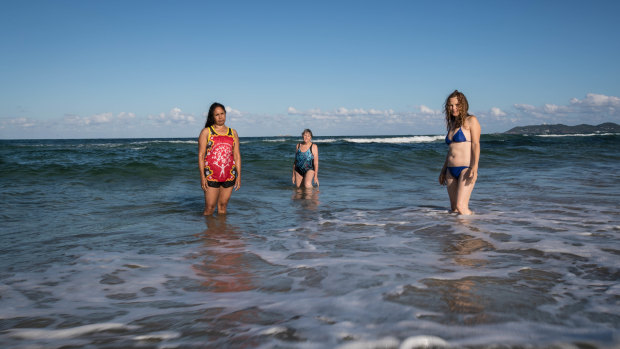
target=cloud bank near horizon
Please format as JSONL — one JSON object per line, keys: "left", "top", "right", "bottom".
{"left": 1, "top": 93, "right": 619, "bottom": 139}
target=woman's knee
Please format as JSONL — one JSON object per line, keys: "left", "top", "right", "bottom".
{"left": 217, "top": 202, "right": 229, "bottom": 213}
{"left": 303, "top": 176, "right": 313, "bottom": 188}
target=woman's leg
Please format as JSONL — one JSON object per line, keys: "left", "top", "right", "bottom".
{"left": 455, "top": 171, "right": 476, "bottom": 215}
{"left": 204, "top": 186, "right": 220, "bottom": 215}
{"left": 445, "top": 171, "right": 459, "bottom": 212}
{"left": 303, "top": 170, "right": 315, "bottom": 188}
{"left": 216, "top": 186, "right": 234, "bottom": 214}
{"left": 294, "top": 170, "right": 304, "bottom": 188}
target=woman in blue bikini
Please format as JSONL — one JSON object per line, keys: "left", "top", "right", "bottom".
{"left": 292, "top": 129, "right": 319, "bottom": 188}
{"left": 439, "top": 90, "right": 481, "bottom": 215}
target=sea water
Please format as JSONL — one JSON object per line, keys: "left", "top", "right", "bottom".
{"left": 0, "top": 134, "right": 619, "bottom": 348}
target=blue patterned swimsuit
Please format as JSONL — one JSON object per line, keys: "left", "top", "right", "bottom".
{"left": 294, "top": 143, "right": 314, "bottom": 176}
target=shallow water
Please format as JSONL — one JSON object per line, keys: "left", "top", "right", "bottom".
{"left": 0, "top": 134, "right": 619, "bottom": 348}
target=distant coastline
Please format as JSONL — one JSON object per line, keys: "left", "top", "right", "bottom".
{"left": 504, "top": 122, "right": 620, "bottom": 135}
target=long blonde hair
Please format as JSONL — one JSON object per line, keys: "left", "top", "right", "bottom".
{"left": 443, "top": 90, "right": 470, "bottom": 131}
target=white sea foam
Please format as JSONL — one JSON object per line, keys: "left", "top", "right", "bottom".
{"left": 134, "top": 331, "right": 181, "bottom": 341}
{"left": 314, "top": 138, "right": 339, "bottom": 143}
{"left": 262, "top": 138, "right": 290, "bottom": 143}
{"left": 260, "top": 326, "right": 288, "bottom": 335}
{"left": 340, "top": 136, "right": 443, "bottom": 143}
{"left": 400, "top": 335, "right": 449, "bottom": 348}
{"left": 336, "top": 336, "right": 400, "bottom": 349}
{"left": 9, "top": 323, "right": 137, "bottom": 339}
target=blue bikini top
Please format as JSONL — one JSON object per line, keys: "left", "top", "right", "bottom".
{"left": 445, "top": 127, "right": 468, "bottom": 144}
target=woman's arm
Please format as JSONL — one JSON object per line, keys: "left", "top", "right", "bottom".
{"left": 466, "top": 115, "right": 481, "bottom": 182}
{"left": 198, "top": 128, "right": 209, "bottom": 191}
{"left": 439, "top": 153, "right": 449, "bottom": 185}
{"left": 233, "top": 129, "right": 242, "bottom": 191}
{"left": 312, "top": 143, "right": 319, "bottom": 187}
{"left": 292, "top": 143, "right": 299, "bottom": 183}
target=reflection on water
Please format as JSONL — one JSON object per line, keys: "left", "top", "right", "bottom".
{"left": 387, "top": 217, "right": 500, "bottom": 325}
{"left": 192, "top": 215, "right": 255, "bottom": 292}
{"left": 448, "top": 218, "right": 494, "bottom": 268}
{"left": 436, "top": 220, "right": 495, "bottom": 324}
{"left": 292, "top": 187, "right": 320, "bottom": 211}
{"left": 440, "top": 220, "right": 495, "bottom": 324}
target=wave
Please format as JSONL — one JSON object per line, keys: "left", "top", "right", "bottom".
{"left": 261, "top": 138, "right": 291, "bottom": 143}
{"left": 130, "top": 139, "right": 197, "bottom": 145}
{"left": 9, "top": 323, "right": 138, "bottom": 339}
{"left": 242, "top": 135, "right": 445, "bottom": 144}
{"left": 338, "top": 135, "right": 444, "bottom": 144}
{"left": 0, "top": 138, "right": 198, "bottom": 149}
{"left": 257, "top": 135, "right": 444, "bottom": 144}
{"left": 537, "top": 133, "right": 620, "bottom": 138}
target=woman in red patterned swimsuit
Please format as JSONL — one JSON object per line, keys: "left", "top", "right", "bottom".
{"left": 198, "top": 102, "right": 241, "bottom": 215}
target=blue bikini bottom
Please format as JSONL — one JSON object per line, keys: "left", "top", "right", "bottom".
{"left": 447, "top": 166, "right": 469, "bottom": 179}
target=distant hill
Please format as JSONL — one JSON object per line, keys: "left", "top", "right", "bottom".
{"left": 504, "top": 122, "right": 620, "bottom": 135}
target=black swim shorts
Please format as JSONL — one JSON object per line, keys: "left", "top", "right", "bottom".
{"left": 207, "top": 180, "right": 235, "bottom": 188}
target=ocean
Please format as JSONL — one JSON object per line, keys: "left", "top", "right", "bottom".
{"left": 1, "top": 133, "right": 619, "bottom": 348}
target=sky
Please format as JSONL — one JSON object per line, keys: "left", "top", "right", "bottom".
{"left": 1, "top": 0, "right": 619, "bottom": 139}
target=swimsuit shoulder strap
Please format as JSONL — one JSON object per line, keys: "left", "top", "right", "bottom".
{"left": 209, "top": 126, "right": 233, "bottom": 136}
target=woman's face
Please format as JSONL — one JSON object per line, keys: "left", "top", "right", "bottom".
{"left": 448, "top": 97, "right": 460, "bottom": 117}
{"left": 303, "top": 132, "right": 312, "bottom": 143}
{"left": 213, "top": 107, "right": 226, "bottom": 126}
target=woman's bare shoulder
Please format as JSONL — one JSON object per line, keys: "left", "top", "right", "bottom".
{"left": 198, "top": 127, "right": 210, "bottom": 138}
{"left": 465, "top": 115, "right": 480, "bottom": 126}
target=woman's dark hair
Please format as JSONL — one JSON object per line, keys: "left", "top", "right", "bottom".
{"left": 302, "top": 129, "right": 313, "bottom": 138}
{"left": 205, "top": 102, "right": 226, "bottom": 128}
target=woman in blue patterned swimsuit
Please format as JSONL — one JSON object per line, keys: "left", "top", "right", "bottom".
{"left": 292, "top": 129, "right": 319, "bottom": 188}
{"left": 439, "top": 90, "right": 481, "bottom": 215}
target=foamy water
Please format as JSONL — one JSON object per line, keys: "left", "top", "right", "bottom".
{"left": 1, "top": 134, "right": 618, "bottom": 348}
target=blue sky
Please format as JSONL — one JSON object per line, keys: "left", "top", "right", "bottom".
{"left": 1, "top": 0, "right": 619, "bottom": 139}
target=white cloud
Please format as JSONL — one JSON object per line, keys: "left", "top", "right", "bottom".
{"left": 5, "top": 93, "right": 616, "bottom": 139}
{"left": 542, "top": 104, "right": 572, "bottom": 114}
{"left": 288, "top": 106, "right": 397, "bottom": 117}
{"left": 0, "top": 117, "right": 37, "bottom": 128}
{"left": 508, "top": 93, "right": 620, "bottom": 125}
{"left": 283, "top": 105, "right": 443, "bottom": 135}
{"left": 117, "top": 112, "right": 136, "bottom": 120}
{"left": 64, "top": 113, "right": 110, "bottom": 126}
{"left": 543, "top": 104, "right": 559, "bottom": 113}
{"left": 287, "top": 106, "right": 299, "bottom": 114}
{"left": 225, "top": 107, "right": 242, "bottom": 117}
{"left": 570, "top": 93, "right": 620, "bottom": 107}
{"left": 514, "top": 104, "right": 536, "bottom": 111}
{"left": 63, "top": 112, "right": 137, "bottom": 126}
{"left": 490, "top": 107, "right": 506, "bottom": 117}
{"left": 148, "top": 107, "right": 196, "bottom": 125}
{"left": 420, "top": 105, "right": 440, "bottom": 115}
